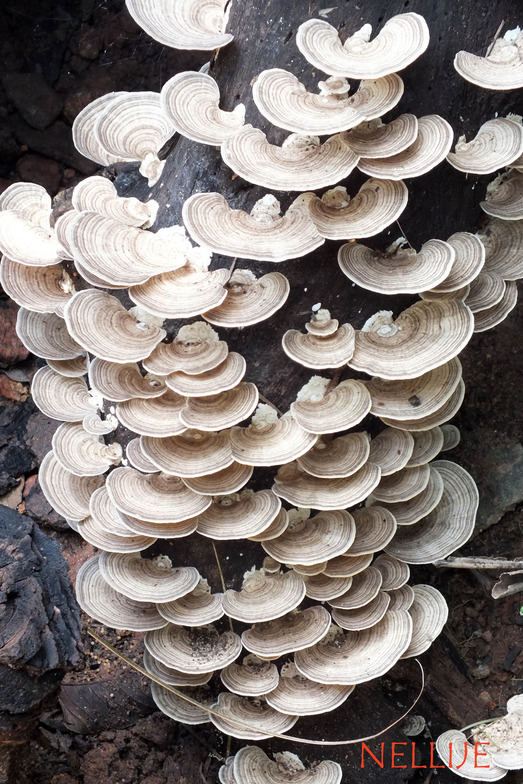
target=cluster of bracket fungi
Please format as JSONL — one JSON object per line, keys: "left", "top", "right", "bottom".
{"left": 1, "top": 2, "right": 523, "bottom": 779}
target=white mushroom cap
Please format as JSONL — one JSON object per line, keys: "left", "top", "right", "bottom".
{"left": 322, "top": 552, "right": 373, "bottom": 578}
{"left": 231, "top": 409, "right": 318, "bottom": 467}
{"left": 241, "top": 606, "right": 331, "bottom": 659}
{"left": 273, "top": 461, "right": 381, "bottom": 511}
{"left": 180, "top": 383, "right": 259, "bottom": 431}
{"left": 116, "top": 510, "right": 199, "bottom": 539}
{"left": 371, "top": 463, "right": 431, "bottom": 503}
{"left": 76, "top": 514, "right": 155, "bottom": 553}
{"left": 116, "top": 391, "right": 187, "bottom": 437}
{"left": 72, "top": 91, "right": 128, "bottom": 165}
{"left": 182, "top": 192, "right": 324, "bottom": 262}
{"left": 72, "top": 176, "right": 158, "bottom": 228}
{"left": 385, "top": 460, "right": 479, "bottom": 563}
{"left": 327, "top": 566, "right": 383, "bottom": 610}
{"left": 17, "top": 309, "right": 83, "bottom": 361}
{"left": 31, "top": 366, "right": 97, "bottom": 422}
{"left": 282, "top": 322, "right": 355, "bottom": 369}
{"left": 143, "top": 648, "right": 212, "bottom": 687}
{"left": 106, "top": 468, "right": 211, "bottom": 522}
{"left": 145, "top": 624, "right": 242, "bottom": 673}
{"left": 425, "top": 232, "right": 485, "bottom": 294}
{"left": 197, "top": 490, "right": 282, "bottom": 540}
{"left": 52, "top": 422, "right": 122, "bottom": 476}
{"left": 182, "top": 461, "right": 253, "bottom": 496}
{"left": 262, "top": 510, "right": 356, "bottom": 566}
{"left": 166, "top": 353, "right": 247, "bottom": 398}
{"left": 372, "top": 554, "right": 410, "bottom": 590}
{"left": 358, "top": 115, "right": 454, "bottom": 180}
{"left": 222, "top": 569, "right": 306, "bottom": 623}
{"left": 125, "top": 0, "right": 233, "bottom": 50}
{"left": 401, "top": 584, "right": 449, "bottom": 658}
{"left": 473, "top": 280, "right": 518, "bottom": 332}
{"left": 161, "top": 71, "right": 244, "bottom": 145}
{"left": 126, "top": 438, "right": 160, "bottom": 473}
{"left": 379, "top": 378, "right": 465, "bottom": 431}
{"left": 478, "top": 218, "right": 523, "bottom": 280}
{"left": 296, "top": 13, "right": 430, "bottom": 79}
{"left": 38, "top": 451, "right": 104, "bottom": 521}
{"left": 465, "top": 272, "right": 506, "bottom": 313}
{"left": 46, "top": 355, "right": 88, "bottom": 378}
{"left": 88, "top": 358, "right": 166, "bottom": 403}
{"left": 307, "top": 179, "right": 408, "bottom": 240}
{"left": 129, "top": 264, "right": 229, "bottom": 320}
{"left": 368, "top": 428, "right": 415, "bottom": 475}
{"left": 64, "top": 290, "right": 166, "bottom": 363}
{"left": 294, "top": 611, "right": 412, "bottom": 684}
{"left": 296, "top": 433, "right": 370, "bottom": 479}
{"left": 76, "top": 555, "right": 167, "bottom": 631}
{"left": 303, "top": 573, "right": 354, "bottom": 601}
{"left": 252, "top": 69, "right": 404, "bottom": 135}
{"left": 447, "top": 118, "right": 523, "bottom": 175}
{"left": 0, "top": 259, "right": 74, "bottom": 316}
{"left": 143, "top": 321, "right": 227, "bottom": 376}
{"left": 141, "top": 430, "right": 233, "bottom": 477}
{"left": 406, "top": 427, "right": 445, "bottom": 467}
{"left": 291, "top": 378, "right": 372, "bottom": 434}
{"left": 203, "top": 270, "right": 290, "bottom": 328}
{"left": 347, "top": 507, "right": 398, "bottom": 554}
{"left": 348, "top": 300, "right": 473, "bottom": 380}
{"left": 99, "top": 551, "right": 201, "bottom": 603}
{"left": 248, "top": 508, "right": 290, "bottom": 543}
{"left": 209, "top": 694, "right": 298, "bottom": 741}
{"left": 151, "top": 682, "right": 213, "bottom": 725}
{"left": 368, "top": 465, "right": 444, "bottom": 526}
{"left": 436, "top": 730, "right": 507, "bottom": 780}
{"left": 221, "top": 125, "right": 360, "bottom": 191}
{"left": 0, "top": 182, "right": 52, "bottom": 227}
{"left": 342, "top": 115, "right": 419, "bottom": 158}
{"left": 338, "top": 238, "right": 456, "bottom": 294}
{"left": 481, "top": 171, "right": 523, "bottom": 220}
{"left": 0, "top": 211, "right": 64, "bottom": 266}
{"left": 331, "top": 591, "right": 391, "bottom": 631}
{"left": 227, "top": 746, "right": 342, "bottom": 784}
{"left": 454, "top": 27, "right": 523, "bottom": 90}
{"left": 220, "top": 655, "right": 279, "bottom": 697}
{"left": 266, "top": 661, "right": 354, "bottom": 717}
{"left": 440, "top": 424, "right": 461, "bottom": 452}
{"left": 157, "top": 579, "right": 224, "bottom": 626}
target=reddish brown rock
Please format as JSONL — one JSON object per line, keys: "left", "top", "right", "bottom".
{"left": 0, "top": 302, "right": 29, "bottom": 368}
{"left": 0, "top": 375, "right": 29, "bottom": 402}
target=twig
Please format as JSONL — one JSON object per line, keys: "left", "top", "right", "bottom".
{"left": 211, "top": 541, "right": 234, "bottom": 633}
{"left": 433, "top": 556, "right": 523, "bottom": 570}
{"left": 326, "top": 368, "right": 342, "bottom": 393}
{"left": 87, "top": 628, "right": 426, "bottom": 746}
{"left": 395, "top": 219, "right": 414, "bottom": 250}
{"left": 227, "top": 257, "right": 238, "bottom": 281}
{"left": 422, "top": 770, "right": 434, "bottom": 784}
{"left": 258, "top": 392, "right": 283, "bottom": 415}
{"left": 486, "top": 20, "right": 505, "bottom": 56}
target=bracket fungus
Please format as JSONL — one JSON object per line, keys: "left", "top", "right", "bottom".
{"left": 290, "top": 377, "right": 371, "bottom": 434}
{"left": 296, "top": 433, "right": 370, "bottom": 479}
{"left": 342, "top": 114, "right": 419, "bottom": 158}
{"left": 447, "top": 117, "right": 523, "bottom": 175}
{"left": 282, "top": 311, "right": 355, "bottom": 368}
{"left": 222, "top": 569, "right": 305, "bottom": 623}
{"left": 253, "top": 69, "right": 404, "bottom": 136}
{"left": 296, "top": 13, "right": 429, "bottom": 79}
{"left": 436, "top": 730, "right": 508, "bottom": 780}
{"left": 241, "top": 605, "right": 331, "bottom": 659}
{"left": 0, "top": 258, "right": 74, "bottom": 316}
{"left": 454, "top": 27, "right": 523, "bottom": 90}
{"left": 125, "top": 0, "right": 233, "bottom": 51}
{"left": 31, "top": 366, "right": 97, "bottom": 422}
{"left": 230, "top": 406, "right": 318, "bottom": 467}
{"left": 196, "top": 490, "right": 281, "bottom": 540}
{"left": 481, "top": 171, "right": 523, "bottom": 220}
{"left": 209, "top": 693, "right": 299, "bottom": 740}
{"left": 220, "top": 746, "right": 342, "bottom": 784}
{"left": 273, "top": 461, "right": 381, "bottom": 511}
{"left": 183, "top": 192, "right": 324, "bottom": 262}
{"left": 262, "top": 510, "right": 356, "bottom": 566}
{"left": 202, "top": 270, "right": 290, "bottom": 328}
{"left": 71, "top": 175, "right": 158, "bottom": 228}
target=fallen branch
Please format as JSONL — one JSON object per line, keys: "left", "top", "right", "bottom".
{"left": 433, "top": 557, "right": 523, "bottom": 570}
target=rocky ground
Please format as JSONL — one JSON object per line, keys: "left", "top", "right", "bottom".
{"left": 0, "top": 1, "right": 522, "bottom": 783}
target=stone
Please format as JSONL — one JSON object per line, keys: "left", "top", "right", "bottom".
{"left": 76, "top": 26, "right": 103, "bottom": 60}
{"left": 0, "top": 399, "right": 58, "bottom": 496}
{"left": 0, "top": 302, "right": 29, "bottom": 369}
{"left": 9, "top": 118, "right": 97, "bottom": 175}
{"left": 475, "top": 441, "right": 523, "bottom": 532}
{"left": 24, "top": 478, "right": 67, "bottom": 531}
{"left": 16, "top": 153, "right": 62, "bottom": 196}
{"left": 0, "top": 375, "right": 29, "bottom": 402}
{"left": 2, "top": 72, "right": 63, "bottom": 131}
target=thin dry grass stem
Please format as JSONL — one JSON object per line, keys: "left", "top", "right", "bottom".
{"left": 211, "top": 540, "right": 234, "bottom": 633}
{"left": 258, "top": 392, "right": 284, "bottom": 416}
{"left": 86, "top": 629, "right": 426, "bottom": 746}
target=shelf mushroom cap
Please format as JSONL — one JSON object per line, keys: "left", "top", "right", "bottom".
{"left": 196, "top": 490, "right": 282, "bottom": 540}
{"left": 76, "top": 514, "right": 155, "bottom": 553}
{"left": 98, "top": 551, "right": 201, "bottom": 604}
{"left": 307, "top": 179, "right": 408, "bottom": 240}
{"left": 203, "top": 270, "right": 290, "bottom": 327}
{"left": 282, "top": 321, "right": 355, "bottom": 368}
{"left": 88, "top": 358, "right": 166, "bottom": 403}
{"left": 322, "top": 552, "right": 373, "bottom": 578}
{"left": 129, "top": 264, "right": 229, "bottom": 319}
{"left": 17, "top": 309, "right": 83, "bottom": 361}
{"left": 112, "top": 390, "right": 182, "bottom": 439}
{"left": 478, "top": 217, "right": 523, "bottom": 280}
{"left": 141, "top": 429, "right": 233, "bottom": 477}
{"left": 157, "top": 579, "right": 224, "bottom": 627}
{"left": 425, "top": 232, "right": 485, "bottom": 294}
{"left": 365, "top": 357, "right": 463, "bottom": 419}
{"left": 38, "top": 451, "right": 104, "bottom": 521}
{"left": 407, "top": 428, "right": 445, "bottom": 467}
{"left": 273, "top": 460, "right": 381, "bottom": 510}
{"left": 248, "top": 508, "right": 290, "bottom": 543}
{"left": 161, "top": 71, "right": 244, "bottom": 145}
{"left": 481, "top": 171, "right": 523, "bottom": 220}
{"left": 210, "top": 694, "right": 299, "bottom": 741}
{"left": 338, "top": 238, "right": 455, "bottom": 294}
{"left": 368, "top": 428, "right": 415, "bottom": 475}
{"left": 0, "top": 181, "right": 52, "bottom": 227}
{"left": 230, "top": 408, "right": 318, "bottom": 467}
{"left": 227, "top": 746, "right": 343, "bottom": 784}
{"left": 182, "top": 461, "right": 253, "bottom": 496}
{"left": 124, "top": 0, "right": 233, "bottom": 50}
{"left": 369, "top": 464, "right": 444, "bottom": 525}
{"left": 262, "top": 510, "right": 356, "bottom": 566}
{"left": 52, "top": 422, "right": 122, "bottom": 477}
{"left": 72, "top": 91, "right": 129, "bottom": 165}
{"left": 303, "top": 573, "right": 354, "bottom": 602}
{"left": 447, "top": 118, "right": 523, "bottom": 175}
{"left": 440, "top": 424, "right": 461, "bottom": 452}
{"left": 31, "top": 366, "right": 97, "bottom": 422}
{"left": 372, "top": 554, "right": 411, "bottom": 590}
{"left": 291, "top": 377, "right": 371, "bottom": 434}
{"left": 144, "top": 321, "right": 228, "bottom": 377}
{"left": 222, "top": 569, "right": 305, "bottom": 624}
{"left": 46, "top": 355, "right": 88, "bottom": 378}
{"left": 183, "top": 192, "right": 324, "bottom": 262}
{"left": 64, "top": 290, "right": 166, "bottom": 364}
{"left": 371, "top": 463, "right": 431, "bottom": 503}
{"left": 266, "top": 661, "right": 354, "bottom": 717}
{"left": 151, "top": 682, "right": 213, "bottom": 726}
{"left": 221, "top": 125, "right": 360, "bottom": 191}
{"left": 0, "top": 259, "right": 74, "bottom": 316}
{"left": 72, "top": 175, "right": 158, "bottom": 228}
{"left": 454, "top": 27, "right": 523, "bottom": 90}
{"left": 385, "top": 460, "right": 479, "bottom": 563}
{"left": 401, "top": 584, "right": 449, "bottom": 658}
{"left": 331, "top": 591, "right": 391, "bottom": 631}
{"left": 379, "top": 378, "right": 465, "bottom": 431}
{"left": 143, "top": 649, "right": 212, "bottom": 687}
{"left": 89, "top": 485, "right": 141, "bottom": 537}
{"left": 466, "top": 272, "right": 506, "bottom": 313}
{"left": 166, "top": 352, "right": 246, "bottom": 398}
{"left": 241, "top": 605, "right": 331, "bottom": 659}
{"left": 358, "top": 115, "right": 454, "bottom": 180}
{"left": 180, "top": 382, "right": 259, "bottom": 431}
{"left": 106, "top": 467, "right": 211, "bottom": 522}
{"left": 342, "top": 114, "right": 419, "bottom": 158}
{"left": 144, "top": 624, "right": 242, "bottom": 674}
{"left": 473, "top": 280, "right": 518, "bottom": 333}
{"left": 296, "top": 13, "right": 429, "bottom": 79}
{"left": 294, "top": 611, "right": 413, "bottom": 684}
{"left": 220, "top": 655, "right": 280, "bottom": 697}
{"left": 436, "top": 729, "right": 508, "bottom": 780}
{"left": 297, "top": 432, "right": 370, "bottom": 479}
{"left": 252, "top": 68, "right": 404, "bottom": 135}
{"left": 347, "top": 506, "right": 398, "bottom": 555}
{"left": 0, "top": 210, "right": 64, "bottom": 266}
{"left": 76, "top": 556, "right": 167, "bottom": 632}
{"left": 348, "top": 300, "right": 473, "bottom": 380}
{"left": 327, "top": 566, "right": 383, "bottom": 610}
{"left": 472, "top": 697, "right": 523, "bottom": 771}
